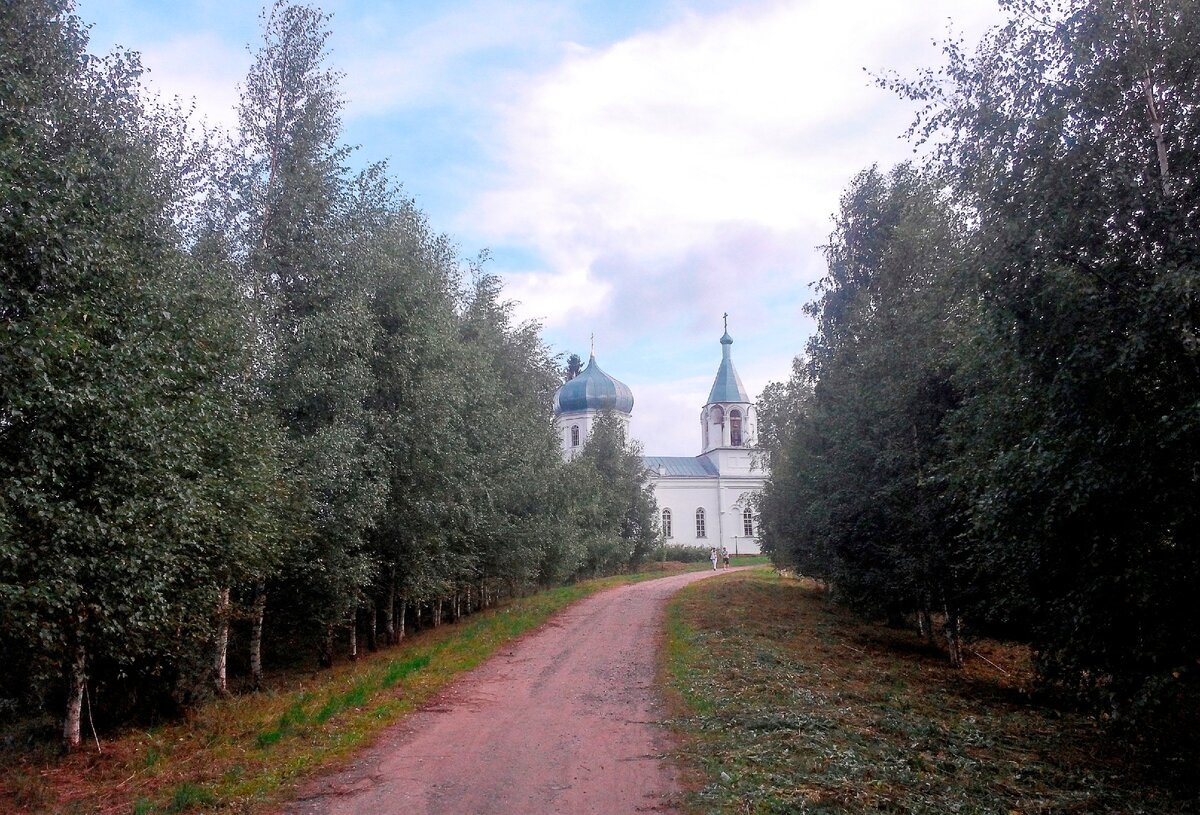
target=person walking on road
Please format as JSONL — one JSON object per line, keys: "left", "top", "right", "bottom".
{"left": 709, "top": 547, "right": 718, "bottom": 570}
{"left": 722, "top": 547, "right": 730, "bottom": 569}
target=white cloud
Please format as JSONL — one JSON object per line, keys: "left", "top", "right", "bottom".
{"left": 629, "top": 348, "right": 800, "bottom": 457}
{"left": 629, "top": 375, "right": 711, "bottom": 457}
{"left": 338, "top": 0, "right": 572, "bottom": 116}
{"left": 137, "top": 33, "right": 248, "bottom": 130}
{"left": 470, "top": 0, "right": 1005, "bottom": 453}
{"left": 500, "top": 261, "right": 611, "bottom": 328}
{"left": 473, "top": 0, "right": 1005, "bottom": 336}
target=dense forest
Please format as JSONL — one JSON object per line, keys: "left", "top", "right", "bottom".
{"left": 0, "top": 0, "right": 656, "bottom": 749}
{"left": 758, "top": 0, "right": 1199, "bottom": 752}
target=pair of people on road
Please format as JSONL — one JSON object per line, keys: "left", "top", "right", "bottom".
{"left": 710, "top": 547, "right": 731, "bottom": 570}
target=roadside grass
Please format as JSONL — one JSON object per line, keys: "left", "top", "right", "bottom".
{"left": 1, "top": 561, "right": 709, "bottom": 815}
{"left": 663, "top": 569, "right": 1195, "bottom": 814}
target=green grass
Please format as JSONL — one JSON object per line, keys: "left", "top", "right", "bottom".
{"left": 2, "top": 561, "right": 713, "bottom": 815}
{"left": 165, "top": 782, "right": 217, "bottom": 812}
{"left": 381, "top": 653, "right": 431, "bottom": 688}
{"left": 663, "top": 570, "right": 1197, "bottom": 814}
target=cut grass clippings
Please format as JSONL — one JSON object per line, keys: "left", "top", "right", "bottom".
{"left": 663, "top": 569, "right": 1196, "bottom": 814}
{"left": 2, "top": 562, "right": 710, "bottom": 815}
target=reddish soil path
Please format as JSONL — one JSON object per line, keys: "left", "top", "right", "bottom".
{"left": 281, "top": 567, "right": 743, "bottom": 815}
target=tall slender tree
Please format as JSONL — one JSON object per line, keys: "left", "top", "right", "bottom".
{"left": 364, "top": 198, "right": 466, "bottom": 642}
{"left": 0, "top": 0, "right": 274, "bottom": 746}
{"left": 569, "top": 411, "right": 659, "bottom": 577}
{"left": 758, "top": 164, "right": 972, "bottom": 658}
{"left": 224, "top": 0, "right": 385, "bottom": 667}
{"left": 891, "top": 0, "right": 1200, "bottom": 720}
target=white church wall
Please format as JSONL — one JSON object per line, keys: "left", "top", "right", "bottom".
{"left": 651, "top": 477, "right": 762, "bottom": 555}
{"left": 552, "top": 334, "right": 767, "bottom": 556}
{"left": 556, "top": 409, "right": 632, "bottom": 461}
{"left": 701, "top": 447, "right": 764, "bottom": 479}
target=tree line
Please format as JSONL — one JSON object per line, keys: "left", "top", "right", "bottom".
{"left": 0, "top": 0, "right": 656, "bottom": 749}
{"left": 758, "top": 0, "right": 1199, "bottom": 746}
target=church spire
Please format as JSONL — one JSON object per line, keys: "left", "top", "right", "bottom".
{"left": 707, "top": 318, "right": 748, "bottom": 405}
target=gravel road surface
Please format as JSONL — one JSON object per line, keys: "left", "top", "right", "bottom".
{"left": 281, "top": 567, "right": 742, "bottom": 815}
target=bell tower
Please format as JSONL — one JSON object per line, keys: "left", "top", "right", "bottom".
{"left": 700, "top": 316, "right": 755, "bottom": 455}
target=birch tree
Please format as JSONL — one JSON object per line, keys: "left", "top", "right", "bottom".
{"left": 0, "top": 0, "right": 270, "bottom": 746}
{"left": 758, "top": 165, "right": 972, "bottom": 658}
{"left": 892, "top": 0, "right": 1200, "bottom": 720}
{"left": 226, "top": 1, "right": 384, "bottom": 669}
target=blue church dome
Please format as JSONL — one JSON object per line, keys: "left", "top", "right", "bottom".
{"left": 554, "top": 353, "right": 634, "bottom": 415}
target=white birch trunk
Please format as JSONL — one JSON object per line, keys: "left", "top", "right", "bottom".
{"left": 319, "top": 624, "right": 334, "bottom": 668}
{"left": 63, "top": 640, "right": 86, "bottom": 750}
{"left": 943, "top": 604, "right": 964, "bottom": 668}
{"left": 214, "top": 586, "right": 231, "bottom": 695}
{"left": 250, "top": 581, "right": 266, "bottom": 690}
{"left": 1126, "top": 0, "right": 1172, "bottom": 193}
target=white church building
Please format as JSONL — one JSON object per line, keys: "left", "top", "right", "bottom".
{"left": 553, "top": 328, "right": 767, "bottom": 555}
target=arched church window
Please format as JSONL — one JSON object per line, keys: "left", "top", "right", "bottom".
{"left": 695, "top": 508, "right": 706, "bottom": 539}
{"left": 662, "top": 508, "right": 672, "bottom": 538}
{"left": 711, "top": 405, "right": 724, "bottom": 425}
{"left": 730, "top": 409, "right": 743, "bottom": 447}
{"left": 743, "top": 506, "right": 754, "bottom": 536}
{"left": 571, "top": 425, "right": 580, "bottom": 447}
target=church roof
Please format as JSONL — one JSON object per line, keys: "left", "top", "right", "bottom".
{"left": 706, "top": 331, "right": 749, "bottom": 404}
{"left": 644, "top": 455, "right": 720, "bottom": 478}
{"left": 554, "top": 353, "right": 634, "bottom": 415}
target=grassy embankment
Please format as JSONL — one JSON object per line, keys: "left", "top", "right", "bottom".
{"left": 664, "top": 569, "right": 1195, "bottom": 814}
{"left": 2, "top": 561, "right": 712, "bottom": 815}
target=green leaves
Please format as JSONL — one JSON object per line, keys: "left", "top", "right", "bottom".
{"left": 568, "top": 411, "right": 660, "bottom": 577}
{"left": 766, "top": 0, "right": 1200, "bottom": 742}
{"left": 761, "top": 165, "right": 968, "bottom": 626}
{"left": 0, "top": 0, "right": 282, "bottom": 744}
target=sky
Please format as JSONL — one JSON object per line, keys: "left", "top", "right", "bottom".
{"left": 78, "top": 0, "right": 1009, "bottom": 456}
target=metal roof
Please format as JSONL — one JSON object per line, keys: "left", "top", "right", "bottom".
{"left": 554, "top": 353, "right": 634, "bottom": 415}
{"left": 706, "top": 331, "right": 749, "bottom": 404}
{"left": 643, "top": 455, "right": 719, "bottom": 478}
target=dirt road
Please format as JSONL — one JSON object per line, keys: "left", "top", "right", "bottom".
{"left": 282, "top": 567, "right": 741, "bottom": 815}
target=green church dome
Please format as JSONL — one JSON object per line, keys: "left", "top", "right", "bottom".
{"left": 554, "top": 354, "right": 634, "bottom": 415}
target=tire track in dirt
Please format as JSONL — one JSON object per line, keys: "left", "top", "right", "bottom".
{"left": 281, "top": 567, "right": 745, "bottom": 815}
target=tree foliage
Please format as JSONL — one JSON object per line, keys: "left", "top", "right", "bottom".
{"left": 0, "top": 0, "right": 649, "bottom": 747}
{"left": 563, "top": 353, "right": 584, "bottom": 381}
{"left": 567, "top": 412, "right": 659, "bottom": 577}
{"left": 918, "top": 0, "right": 1200, "bottom": 725}
{"left": 0, "top": 0, "right": 280, "bottom": 746}
{"left": 760, "top": 165, "right": 972, "bottom": 655}
{"left": 761, "top": 0, "right": 1200, "bottom": 740}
